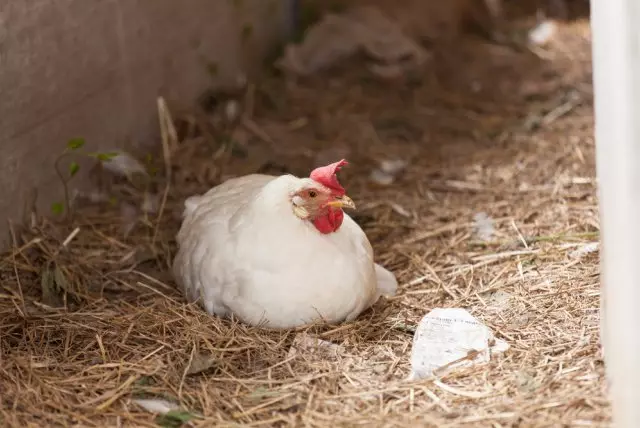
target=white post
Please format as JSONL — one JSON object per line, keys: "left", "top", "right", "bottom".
{"left": 591, "top": 0, "right": 640, "bottom": 426}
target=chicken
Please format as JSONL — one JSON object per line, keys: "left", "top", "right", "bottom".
{"left": 172, "top": 159, "right": 398, "bottom": 329}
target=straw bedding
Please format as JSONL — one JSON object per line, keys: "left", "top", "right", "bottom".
{"left": 0, "top": 4, "right": 608, "bottom": 427}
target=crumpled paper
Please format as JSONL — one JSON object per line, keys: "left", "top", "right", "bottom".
{"left": 409, "top": 308, "right": 509, "bottom": 380}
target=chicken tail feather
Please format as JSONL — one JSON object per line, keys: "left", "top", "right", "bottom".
{"left": 374, "top": 263, "right": 398, "bottom": 297}
{"left": 183, "top": 195, "right": 203, "bottom": 218}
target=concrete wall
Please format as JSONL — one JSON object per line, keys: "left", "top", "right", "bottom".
{"left": 0, "top": 0, "right": 291, "bottom": 241}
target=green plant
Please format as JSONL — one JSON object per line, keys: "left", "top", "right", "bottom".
{"left": 52, "top": 138, "right": 119, "bottom": 219}
{"left": 155, "top": 410, "right": 197, "bottom": 428}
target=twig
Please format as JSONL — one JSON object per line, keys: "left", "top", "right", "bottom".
{"left": 152, "top": 97, "right": 178, "bottom": 247}
{"left": 8, "top": 221, "right": 27, "bottom": 318}
{"left": 53, "top": 151, "right": 73, "bottom": 221}
{"left": 542, "top": 91, "right": 582, "bottom": 125}
{"left": 179, "top": 343, "right": 196, "bottom": 400}
{"left": 241, "top": 117, "right": 275, "bottom": 144}
{"left": 404, "top": 217, "right": 512, "bottom": 244}
{"left": 468, "top": 231, "right": 600, "bottom": 248}
{"left": 471, "top": 249, "right": 539, "bottom": 262}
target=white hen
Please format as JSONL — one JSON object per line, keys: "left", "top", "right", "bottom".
{"left": 172, "top": 159, "right": 397, "bottom": 329}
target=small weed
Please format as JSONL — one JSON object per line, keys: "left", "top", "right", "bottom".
{"left": 52, "top": 138, "right": 120, "bottom": 220}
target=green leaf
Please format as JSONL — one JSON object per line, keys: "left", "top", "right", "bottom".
{"left": 155, "top": 411, "right": 196, "bottom": 428}
{"left": 69, "top": 161, "right": 80, "bottom": 177}
{"left": 88, "top": 152, "right": 119, "bottom": 161}
{"left": 67, "top": 138, "right": 85, "bottom": 150}
{"left": 134, "top": 376, "right": 154, "bottom": 387}
{"left": 51, "top": 202, "right": 64, "bottom": 215}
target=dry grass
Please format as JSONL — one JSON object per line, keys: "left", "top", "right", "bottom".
{"left": 0, "top": 7, "right": 608, "bottom": 428}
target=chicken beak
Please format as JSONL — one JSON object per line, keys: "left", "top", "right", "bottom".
{"left": 327, "top": 195, "right": 356, "bottom": 210}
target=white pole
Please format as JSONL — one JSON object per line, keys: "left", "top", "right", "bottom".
{"left": 591, "top": 0, "right": 640, "bottom": 426}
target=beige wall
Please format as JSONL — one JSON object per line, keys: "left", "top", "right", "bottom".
{"left": 0, "top": 0, "right": 290, "bottom": 241}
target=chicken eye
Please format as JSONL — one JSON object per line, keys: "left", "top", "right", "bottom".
{"left": 308, "top": 190, "right": 317, "bottom": 198}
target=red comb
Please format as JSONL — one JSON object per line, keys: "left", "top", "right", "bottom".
{"left": 309, "top": 159, "right": 348, "bottom": 196}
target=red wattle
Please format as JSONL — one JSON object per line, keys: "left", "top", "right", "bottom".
{"left": 312, "top": 209, "right": 344, "bottom": 234}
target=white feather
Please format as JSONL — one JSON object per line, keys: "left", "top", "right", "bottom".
{"left": 101, "top": 151, "right": 147, "bottom": 177}
{"left": 132, "top": 398, "right": 180, "bottom": 414}
{"left": 374, "top": 263, "right": 398, "bottom": 297}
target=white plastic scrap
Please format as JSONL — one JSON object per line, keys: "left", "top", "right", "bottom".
{"left": 101, "top": 151, "right": 148, "bottom": 177}
{"left": 132, "top": 398, "right": 180, "bottom": 414}
{"left": 569, "top": 241, "right": 599, "bottom": 259}
{"left": 71, "top": 189, "right": 109, "bottom": 205}
{"left": 379, "top": 159, "right": 408, "bottom": 175}
{"left": 473, "top": 212, "right": 495, "bottom": 241}
{"left": 528, "top": 20, "right": 557, "bottom": 46}
{"left": 409, "top": 308, "right": 509, "bottom": 380}
{"left": 370, "top": 169, "right": 395, "bottom": 186}
{"left": 370, "top": 159, "right": 408, "bottom": 186}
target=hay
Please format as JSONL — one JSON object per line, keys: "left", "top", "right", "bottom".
{"left": 0, "top": 6, "right": 609, "bottom": 428}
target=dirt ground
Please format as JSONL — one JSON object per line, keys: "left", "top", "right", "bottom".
{"left": 0, "top": 2, "right": 607, "bottom": 427}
